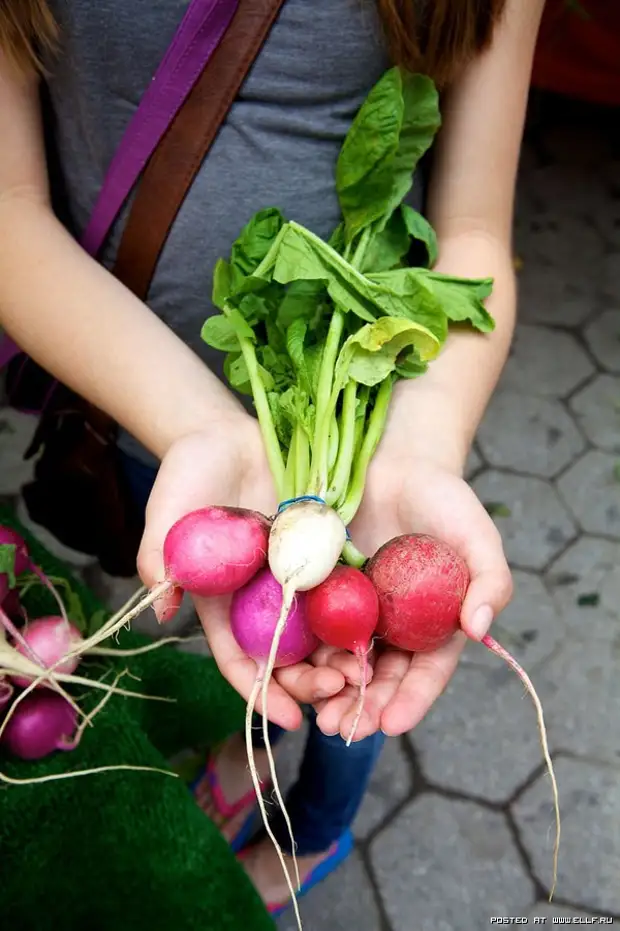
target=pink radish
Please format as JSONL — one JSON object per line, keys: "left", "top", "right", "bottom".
{"left": 305, "top": 565, "right": 378, "bottom": 745}
{"left": 367, "top": 532, "right": 560, "bottom": 899}
{"left": 230, "top": 566, "right": 319, "bottom": 928}
{"left": 1, "top": 691, "right": 77, "bottom": 760}
{"left": 12, "top": 616, "right": 83, "bottom": 687}
{"left": 367, "top": 533, "right": 468, "bottom": 652}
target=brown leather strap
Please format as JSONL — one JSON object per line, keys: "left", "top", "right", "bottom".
{"left": 112, "top": 0, "right": 286, "bottom": 301}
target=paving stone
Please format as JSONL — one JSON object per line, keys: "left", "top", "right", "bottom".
{"left": 500, "top": 325, "right": 595, "bottom": 399}
{"left": 545, "top": 537, "right": 620, "bottom": 642}
{"left": 537, "top": 639, "right": 620, "bottom": 766}
{"left": 477, "top": 391, "right": 584, "bottom": 478}
{"left": 513, "top": 758, "right": 620, "bottom": 913}
{"left": 353, "top": 736, "right": 414, "bottom": 840}
{"left": 277, "top": 849, "right": 380, "bottom": 931}
{"left": 462, "top": 570, "right": 564, "bottom": 672}
{"left": 0, "top": 408, "right": 37, "bottom": 495}
{"left": 465, "top": 444, "right": 483, "bottom": 480}
{"left": 409, "top": 659, "right": 551, "bottom": 803}
{"left": 371, "top": 795, "right": 533, "bottom": 931}
{"left": 526, "top": 902, "right": 613, "bottom": 923}
{"left": 569, "top": 374, "right": 620, "bottom": 453}
{"left": 473, "top": 471, "right": 577, "bottom": 570}
{"left": 556, "top": 450, "right": 620, "bottom": 539}
{"left": 584, "top": 310, "right": 620, "bottom": 374}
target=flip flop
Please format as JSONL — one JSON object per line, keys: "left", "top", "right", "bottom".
{"left": 189, "top": 753, "right": 268, "bottom": 854}
{"left": 238, "top": 828, "right": 354, "bottom": 918}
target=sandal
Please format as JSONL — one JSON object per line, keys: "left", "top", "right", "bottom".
{"left": 237, "top": 828, "right": 354, "bottom": 918}
{"left": 189, "top": 752, "right": 268, "bottom": 853}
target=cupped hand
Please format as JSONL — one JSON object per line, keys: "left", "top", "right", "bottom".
{"left": 315, "top": 453, "right": 513, "bottom": 741}
{"left": 136, "top": 417, "right": 347, "bottom": 731}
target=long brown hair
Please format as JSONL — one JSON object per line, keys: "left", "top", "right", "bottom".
{"left": 0, "top": 0, "right": 507, "bottom": 82}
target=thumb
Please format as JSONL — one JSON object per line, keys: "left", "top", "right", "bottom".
{"left": 459, "top": 518, "right": 513, "bottom": 642}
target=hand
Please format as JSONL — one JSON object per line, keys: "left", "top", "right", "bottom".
{"left": 315, "top": 452, "right": 513, "bottom": 741}
{"left": 136, "top": 417, "right": 347, "bottom": 730}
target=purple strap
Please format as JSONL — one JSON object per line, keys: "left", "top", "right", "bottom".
{"left": 1, "top": 0, "right": 238, "bottom": 372}
{"left": 81, "top": 0, "right": 238, "bottom": 257}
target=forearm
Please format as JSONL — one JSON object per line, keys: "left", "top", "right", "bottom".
{"left": 0, "top": 196, "right": 246, "bottom": 459}
{"left": 384, "top": 232, "right": 516, "bottom": 473}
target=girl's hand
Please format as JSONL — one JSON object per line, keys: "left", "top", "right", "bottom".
{"left": 136, "top": 418, "right": 347, "bottom": 731}
{"left": 315, "top": 453, "right": 513, "bottom": 741}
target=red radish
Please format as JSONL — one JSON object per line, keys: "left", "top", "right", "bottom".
{"left": 230, "top": 566, "right": 319, "bottom": 924}
{"left": 305, "top": 565, "right": 379, "bottom": 744}
{"left": 367, "top": 534, "right": 468, "bottom": 652}
{"left": 1, "top": 691, "right": 77, "bottom": 760}
{"left": 12, "top": 616, "right": 83, "bottom": 687}
{"left": 367, "top": 531, "right": 560, "bottom": 899}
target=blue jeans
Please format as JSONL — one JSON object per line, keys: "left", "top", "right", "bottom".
{"left": 120, "top": 450, "right": 385, "bottom": 855}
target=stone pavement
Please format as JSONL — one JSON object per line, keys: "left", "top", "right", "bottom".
{"left": 1, "top": 90, "right": 619, "bottom": 930}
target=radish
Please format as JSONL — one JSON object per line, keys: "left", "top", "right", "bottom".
{"left": 305, "top": 565, "right": 378, "bottom": 745}
{"left": 1, "top": 691, "right": 77, "bottom": 760}
{"left": 367, "top": 532, "right": 560, "bottom": 899}
{"left": 12, "top": 616, "right": 83, "bottom": 687}
{"left": 230, "top": 567, "right": 318, "bottom": 930}
{"left": 367, "top": 534, "right": 468, "bottom": 652}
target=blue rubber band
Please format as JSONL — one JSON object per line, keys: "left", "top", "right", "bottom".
{"left": 276, "top": 494, "right": 351, "bottom": 540}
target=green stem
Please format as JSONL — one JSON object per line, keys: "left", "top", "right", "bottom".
{"left": 283, "top": 431, "right": 297, "bottom": 501}
{"left": 231, "top": 324, "right": 287, "bottom": 499}
{"left": 251, "top": 224, "right": 289, "bottom": 280}
{"left": 338, "top": 377, "right": 393, "bottom": 526}
{"left": 351, "top": 226, "right": 373, "bottom": 271}
{"left": 294, "top": 427, "right": 310, "bottom": 498}
{"left": 341, "top": 540, "right": 367, "bottom": 569}
{"left": 326, "top": 379, "right": 357, "bottom": 506}
{"left": 327, "top": 410, "right": 339, "bottom": 478}
{"left": 308, "top": 309, "right": 345, "bottom": 496}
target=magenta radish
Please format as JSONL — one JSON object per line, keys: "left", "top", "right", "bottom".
{"left": 12, "top": 616, "right": 83, "bottom": 687}
{"left": 1, "top": 691, "right": 77, "bottom": 760}
{"left": 367, "top": 531, "right": 560, "bottom": 898}
{"left": 305, "top": 565, "right": 378, "bottom": 745}
{"left": 230, "top": 566, "right": 320, "bottom": 925}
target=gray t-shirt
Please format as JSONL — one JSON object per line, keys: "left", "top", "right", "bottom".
{"left": 44, "top": 0, "right": 423, "bottom": 464}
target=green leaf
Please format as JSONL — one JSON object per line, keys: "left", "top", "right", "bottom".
{"left": 395, "top": 350, "right": 428, "bottom": 379}
{"left": 336, "top": 68, "right": 440, "bottom": 242}
{"left": 286, "top": 319, "right": 307, "bottom": 373}
{"left": 334, "top": 316, "right": 440, "bottom": 391}
{"left": 268, "top": 392, "right": 293, "bottom": 447}
{"left": 227, "top": 308, "right": 256, "bottom": 342}
{"left": 577, "top": 592, "right": 600, "bottom": 607}
{"left": 401, "top": 205, "right": 438, "bottom": 267}
{"left": 303, "top": 344, "right": 324, "bottom": 400}
{"left": 366, "top": 267, "right": 448, "bottom": 343}
{"left": 416, "top": 269, "right": 495, "bottom": 332}
{"left": 277, "top": 280, "right": 327, "bottom": 331}
{"left": 485, "top": 501, "right": 512, "bottom": 518}
{"left": 212, "top": 259, "right": 233, "bottom": 309}
{"left": 361, "top": 211, "right": 411, "bottom": 273}
{"left": 230, "top": 207, "right": 286, "bottom": 275}
{"left": 0, "top": 543, "right": 16, "bottom": 588}
{"left": 279, "top": 386, "right": 315, "bottom": 440}
{"left": 201, "top": 315, "right": 240, "bottom": 352}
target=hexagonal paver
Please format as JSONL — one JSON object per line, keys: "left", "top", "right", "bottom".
{"left": 500, "top": 325, "right": 595, "bottom": 399}
{"left": 371, "top": 795, "right": 533, "bottom": 931}
{"left": 526, "top": 903, "right": 613, "bottom": 923}
{"left": 462, "top": 570, "right": 564, "bottom": 672}
{"left": 569, "top": 374, "right": 620, "bottom": 453}
{"left": 353, "top": 737, "right": 414, "bottom": 840}
{"left": 277, "top": 849, "right": 380, "bottom": 931}
{"left": 539, "top": 639, "right": 620, "bottom": 766}
{"left": 0, "top": 408, "right": 37, "bottom": 495}
{"left": 514, "top": 758, "right": 620, "bottom": 913}
{"left": 473, "top": 471, "right": 577, "bottom": 570}
{"left": 545, "top": 537, "right": 620, "bottom": 642}
{"left": 477, "top": 391, "right": 585, "bottom": 478}
{"left": 409, "top": 660, "right": 551, "bottom": 803}
{"left": 584, "top": 309, "right": 620, "bottom": 374}
{"left": 556, "top": 450, "right": 620, "bottom": 539}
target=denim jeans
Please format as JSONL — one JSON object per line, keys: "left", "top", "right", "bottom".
{"left": 120, "top": 449, "right": 386, "bottom": 855}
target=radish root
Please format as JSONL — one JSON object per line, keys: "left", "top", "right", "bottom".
{"left": 346, "top": 643, "right": 370, "bottom": 747}
{"left": 482, "top": 634, "right": 560, "bottom": 900}
{"left": 245, "top": 674, "right": 304, "bottom": 931}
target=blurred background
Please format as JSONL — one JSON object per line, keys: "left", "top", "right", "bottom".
{"left": 1, "top": 3, "right": 619, "bottom": 928}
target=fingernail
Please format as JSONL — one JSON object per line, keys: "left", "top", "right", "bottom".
{"left": 313, "top": 687, "right": 337, "bottom": 700}
{"left": 469, "top": 604, "right": 493, "bottom": 640}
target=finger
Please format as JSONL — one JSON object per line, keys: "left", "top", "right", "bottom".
{"left": 379, "top": 632, "right": 467, "bottom": 736}
{"left": 274, "top": 663, "right": 345, "bottom": 704}
{"left": 458, "top": 519, "right": 513, "bottom": 642}
{"left": 311, "top": 646, "right": 374, "bottom": 687}
{"left": 194, "top": 594, "right": 303, "bottom": 730}
{"left": 315, "top": 685, "right": 359, "bottom": 736}
{"left": 337, "top": 648, "right": 411, "bottom": 741}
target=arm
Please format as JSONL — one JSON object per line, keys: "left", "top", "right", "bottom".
{"left": 0, "top": 58, "right": 247, "bottom": 461}
{"left": 382, "top": 0, "right": 546, "bottom": 471}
